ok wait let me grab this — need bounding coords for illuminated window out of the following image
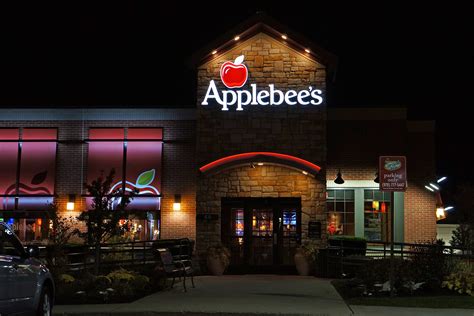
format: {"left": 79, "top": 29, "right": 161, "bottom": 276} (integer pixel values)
{"left": 364, "top": 189, "right": 391, "bottom": 242}
{"left": 0, "top": 128, "right": 57, "bottom": 211}
{"left": 87, "top": 128, "right": 163, "bottom": 210}
{"left": 87, "top": 128, "right": 163, "bottom": 241}
{"left": 326, "top": 189, "right": 355, "bottom": 236}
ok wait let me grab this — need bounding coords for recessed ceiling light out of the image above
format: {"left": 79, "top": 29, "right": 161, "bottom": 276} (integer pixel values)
{"left": 305, "top": 48, "right": 310, "bottom": 53}
{"left": 281, "top": 34, "right": 287, "bottom": 40}
{"left": 212, "top": 50, "right": 217, "bottom": 55}
{"left": 257, "top": 162, "right": 264, "bottom": 166}
{"left": 302, "top": 171, "right": 308, "bottom": 175}
{"left": 234, "top": 36, "right": 240, "bottom": 41}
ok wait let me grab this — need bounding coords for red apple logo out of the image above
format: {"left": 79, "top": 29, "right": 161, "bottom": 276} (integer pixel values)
{"left": 220, "top": 55, "right": 248, "bottom": 88}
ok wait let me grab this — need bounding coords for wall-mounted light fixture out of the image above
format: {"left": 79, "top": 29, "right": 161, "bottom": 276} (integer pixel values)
{"left": 334, "top": 169, "right": 344, "bottom": 184}
{"left": 374, "top": 172, "right": 379, "bottom": 183}
{"left": 173, "top": 194, "right": 181, "bottom": 211}
{"left": 66, "top": 194, "right": 75, "bottom": 211}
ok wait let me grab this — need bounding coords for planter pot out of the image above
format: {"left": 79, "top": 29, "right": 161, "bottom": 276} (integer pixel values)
{"left": 294, "top": 249, "right": 311, "bottom": 276}
{"left": 207, "top": 256, "right": 226, "bottom": 276}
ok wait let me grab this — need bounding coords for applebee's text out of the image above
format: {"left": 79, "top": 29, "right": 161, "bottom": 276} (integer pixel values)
{"left": 201, "top": 80, "right": 323, "bottom": 111}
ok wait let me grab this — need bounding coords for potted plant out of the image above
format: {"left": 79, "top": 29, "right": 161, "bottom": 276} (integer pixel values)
{"left": 294, "top": 240, "right": 318, "bottom": 276}
{"left": 206, "top": 244, "right": 231, "bottom": 276}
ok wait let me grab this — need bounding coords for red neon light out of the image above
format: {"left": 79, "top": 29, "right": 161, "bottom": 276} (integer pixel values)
{"left": 199, "top": 152, "right": 321, "bottom": 174}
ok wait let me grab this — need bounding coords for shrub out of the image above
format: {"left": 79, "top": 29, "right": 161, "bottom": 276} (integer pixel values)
{"left": 107, "top": 268, "right": 136, "bottom": 282}
{"left": 58, "top": 274, "right": 75, "bottom": 284}
{"left": 298, "top": 240, "right": 319, "bottom": 262}
{"left": 442, "top": 261, "right": 474, "bottom": 296}
{"left": 409, "top": 239, "right": 449, "bottom": 291}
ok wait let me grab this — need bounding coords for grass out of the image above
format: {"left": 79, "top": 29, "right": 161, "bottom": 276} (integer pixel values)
{"left": 332, "top": 279, "right": 474, "bottom": 309}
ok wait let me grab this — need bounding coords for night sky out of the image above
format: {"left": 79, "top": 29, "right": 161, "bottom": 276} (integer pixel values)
{"left": 1, "top": 2, "right": 473, "bottom": 190}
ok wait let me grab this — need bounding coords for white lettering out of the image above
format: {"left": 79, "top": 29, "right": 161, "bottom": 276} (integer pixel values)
{"left": 201, "top": 81, "right": 324, "bottom": 111}
{"left": 310, "top": 89, "right": 323, "bottom": 105}
{"left": 257, "top": 90, "right": 270, "bottom": 105}
{"left": 269, "top": 84, "right": 284, "bottom": 105}
{"left": 297, "top": 90, "right": 310, "bottom": 105}
{"left": 251, "top": 84, "right": 258, "bottom": 105}
{"left": 236, "top": 90, "right": 252, "bottom": 111}
{"left": 201, "top": 80, "right": 222, "bottom": 105}
{"left": 222, "top": 90, "right": 237, "bottom": 111}
{"left": 285, "top": 90, "right": 297, "bottom": 105}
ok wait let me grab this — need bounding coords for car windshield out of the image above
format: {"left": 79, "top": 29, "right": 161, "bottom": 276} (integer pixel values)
{"left": 0, "top": 223, "right": 26, "bottom": 257}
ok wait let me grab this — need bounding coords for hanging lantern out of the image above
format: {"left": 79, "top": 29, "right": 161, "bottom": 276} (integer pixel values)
{"left": 381, "top": 202, "right": 386, "bottom": 213}
{"left": 372, "top": 200, "right": 379, "bottom": 211}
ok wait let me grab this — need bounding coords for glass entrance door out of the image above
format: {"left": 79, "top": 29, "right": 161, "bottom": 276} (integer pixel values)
{"left": 250, "top": 208, "right": 273, "bottom": 265}
{"left": 221, "top": 198, "right": 301, "bottom": 270}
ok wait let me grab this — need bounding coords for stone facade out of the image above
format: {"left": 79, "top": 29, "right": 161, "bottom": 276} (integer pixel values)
{"left": 197, "top": 165, "right": 326, "bottom": 254}
{"left": 196, "top": 33, "right": 328, "bottom": 255}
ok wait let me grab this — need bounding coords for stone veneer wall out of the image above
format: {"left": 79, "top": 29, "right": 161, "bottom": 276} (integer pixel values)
{"left": 197, "top": 165, "right": 326, "bottom": 254}
{"left": 196, "top": 32, "right": 328, "bottom": 255}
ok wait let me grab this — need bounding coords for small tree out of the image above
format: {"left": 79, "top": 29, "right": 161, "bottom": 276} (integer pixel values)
{"left": 451, "top": 224, "right": 474, "bottom": 254}
{"left": 46, "top": 201, "right": 77, "bottom": 276}
{"left": 77, "top": 169, "right": 135, "bottom": 274}
{"left": 450, "top": 183, "right": 474, "bottom": 254}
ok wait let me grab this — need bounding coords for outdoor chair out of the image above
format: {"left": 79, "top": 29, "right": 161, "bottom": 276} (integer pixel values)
{"left": 157, "top": 247, "right": 195, "bottom": 292}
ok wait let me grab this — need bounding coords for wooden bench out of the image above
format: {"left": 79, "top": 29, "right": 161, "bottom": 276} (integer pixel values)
{"left": 157, "top": 248, "right": 195, "bottom": 292}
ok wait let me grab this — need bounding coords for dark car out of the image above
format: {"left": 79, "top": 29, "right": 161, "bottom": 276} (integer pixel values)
{"left": 0, "top": 222, "right": 54, "bottom": 315}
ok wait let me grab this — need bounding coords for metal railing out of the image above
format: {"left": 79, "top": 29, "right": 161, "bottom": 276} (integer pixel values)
{"left": 319, "top": 241, "right": 473, "bottom": 278}
{"left": 39, "top": 238, "right": 194, "bottom": 272}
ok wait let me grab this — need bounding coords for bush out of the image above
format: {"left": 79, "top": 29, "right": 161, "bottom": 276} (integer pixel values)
{"left": 55, "top": 268, "right": 153, "bottom": 304}
{"left": 442, "top": 262, "right": 474, "bottom": 296}
{"left": 409, "top": 239, "right": 449, "bottom": 291}
{"left": 328, "top": 235, "right": 367, "bottom": 256}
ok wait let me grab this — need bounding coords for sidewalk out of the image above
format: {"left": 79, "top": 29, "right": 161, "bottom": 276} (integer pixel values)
{"left": 54, "top": 275, "right": 351, "bottom": 315}
{"left": 53, "top": 275, "right": 474, "bottom": 316}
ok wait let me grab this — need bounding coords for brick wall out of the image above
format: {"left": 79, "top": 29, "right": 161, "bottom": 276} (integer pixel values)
{"left": 0, "top": 119, "right": 196, "bottom": 240}
{"left": 326, "top": 114, "right": 437, "bottom": 242}
{"left": 404, "top": 182, "right": 437, "bottom": 243}
{"left": 195, "top": 32, "right": 328, "bottom": 253}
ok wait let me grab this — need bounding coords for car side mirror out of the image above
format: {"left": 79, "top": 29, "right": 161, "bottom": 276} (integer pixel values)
{"left": 27, "top": 245, "right": 40, "bottom": 258}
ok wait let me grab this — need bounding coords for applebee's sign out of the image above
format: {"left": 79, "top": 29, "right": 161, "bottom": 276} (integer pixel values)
{"left": 201, "top": 55, "right": 323, "bottom": 111}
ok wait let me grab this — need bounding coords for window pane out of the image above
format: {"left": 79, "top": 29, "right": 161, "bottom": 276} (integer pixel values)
{"left": 327, "top": 190, "right": 335, "bottom": 199}
{"left": 336, "top": 201, "right": 345, "bottom": 212}
{"left": 345, "top": 212, "right": 354, "bottom": 224}
{"left": 345, "top": 201, "right": 354, "bottom": 212}
{"left": 344, "top": 190, "right": 354, "bottom": 200}
{"left": 364, "top": 190, "right": 373, "bottom": 200}
{"left": 327, "top": 201, "right": 334, "bottom": 212}
{"left": 335, "top": 190, "right": 345, "bottom": 199}
{"left": 374, "top": 191, "right": 383, "bottom": 201}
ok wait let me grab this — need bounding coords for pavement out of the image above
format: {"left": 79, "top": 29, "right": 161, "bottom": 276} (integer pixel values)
{"left": 53, "top": 275, "right": 474, "bottom": 316}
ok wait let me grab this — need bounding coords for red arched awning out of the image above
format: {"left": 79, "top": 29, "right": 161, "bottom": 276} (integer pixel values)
{"left": 199, "top": 152, "right": 321, "bottom": 176}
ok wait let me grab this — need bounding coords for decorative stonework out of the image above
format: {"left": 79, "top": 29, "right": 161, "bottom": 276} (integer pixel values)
{"left": 196, "top": 165, "right": 326, "bottom": 255}
{"left": 196, "top": 32, "right": 328, "bottom": 256}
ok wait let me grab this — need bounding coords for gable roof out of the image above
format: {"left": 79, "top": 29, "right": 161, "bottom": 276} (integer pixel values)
{"left": 190, "top": 12, "right": 338, "bottom": 81}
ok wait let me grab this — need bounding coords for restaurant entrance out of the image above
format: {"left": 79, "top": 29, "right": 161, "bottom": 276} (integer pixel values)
{"left": 221, "top": 198, "right": 301, "bottom": 273}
